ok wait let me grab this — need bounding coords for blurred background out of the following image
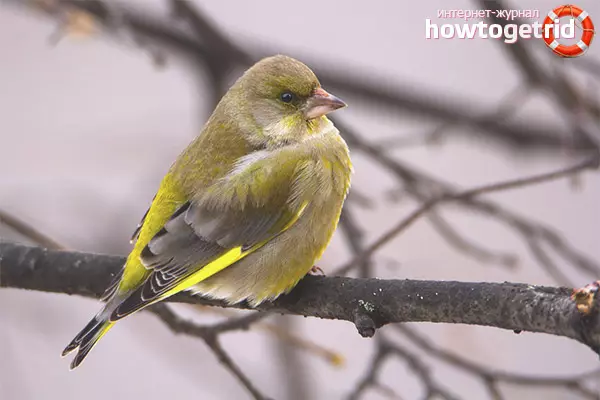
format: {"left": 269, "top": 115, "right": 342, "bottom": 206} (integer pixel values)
{"left": 1, "top": 0, "right": 599, "bottom": 399}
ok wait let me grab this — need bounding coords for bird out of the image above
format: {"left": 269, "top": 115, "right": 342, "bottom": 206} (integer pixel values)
{"left": 62, "top": 55, "right": 352, "bottom": 369}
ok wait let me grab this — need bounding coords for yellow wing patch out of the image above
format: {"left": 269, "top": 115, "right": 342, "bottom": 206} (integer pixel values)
{"left": 163, "top": 246, "right": 244, "bottom": 299}
{"left": 163, "top": 200, "right": 309, "bottom": 299}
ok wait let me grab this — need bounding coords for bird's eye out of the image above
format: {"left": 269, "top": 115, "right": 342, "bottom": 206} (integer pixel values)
{"left": 280, "top": 92, "right": 294, "bottom": 103}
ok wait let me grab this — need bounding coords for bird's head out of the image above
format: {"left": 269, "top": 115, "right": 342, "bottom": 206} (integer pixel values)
{"left": 232, "top": 55, "right": 346, "bottom": 147}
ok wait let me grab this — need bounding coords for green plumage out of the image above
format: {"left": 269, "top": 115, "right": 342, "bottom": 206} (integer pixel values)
{"left": 62, "top": 55, "right": 352, "bottom": 369}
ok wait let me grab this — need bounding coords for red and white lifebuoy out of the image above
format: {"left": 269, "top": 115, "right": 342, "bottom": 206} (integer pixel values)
{"left": 543, "top": 5, "right": 595, "bottom": 57}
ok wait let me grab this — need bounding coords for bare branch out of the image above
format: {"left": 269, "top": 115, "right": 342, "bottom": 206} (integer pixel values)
{"left": 479, "top": 0, "right": 600, "bottom": 150}
{"left": 1, "top": 242, "right": 599, "bottom": 354}
{"left": 150, "top": 304, "right": 269, "bottom": 400}
{"left": 336, "top": 123, "right": 600, "bottom": 285}
{"left": 426, "top": 211, "right": 518, "bottom": 268}
{"left": 0, "top": 209, "right": 65, "bottom": 250}
{"left": 386, "top": 340, "right": 460, "bottom": 400}
{"left": 334, "top": 152, "right": 598, "bottom": 276}
{"left": 396, "top": 325, "right": 600, "bottom": 400}
{"left": 6, "top": 0, "right": 598, "bottom": 154}
{"left": 347, "top": 341, "right": 393, "bottom": 400}
{"left": 339, "top": 206, "right": 372, "bottom": 278}
{"left": 195, "top": 305, "right": 345, "bottom": 366}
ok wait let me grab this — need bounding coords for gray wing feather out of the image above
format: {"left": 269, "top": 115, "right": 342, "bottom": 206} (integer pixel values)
{"left": 184, "top": 204, "right": 285, "bottom": 248}
{"left": 113, "top": 195, "right": 301, "bottom": 320}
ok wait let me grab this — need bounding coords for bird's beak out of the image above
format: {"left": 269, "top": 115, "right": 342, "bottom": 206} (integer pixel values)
{"left": 304, "top": 87, "right": 347, "bottom": 119}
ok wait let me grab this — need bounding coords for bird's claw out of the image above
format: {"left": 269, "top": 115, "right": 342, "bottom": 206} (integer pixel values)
{"left": 309, "top": 265, "right": 325, "bottom": 276}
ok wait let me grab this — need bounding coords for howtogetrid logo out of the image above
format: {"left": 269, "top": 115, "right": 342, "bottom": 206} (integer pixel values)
{"left": 426, "top": 4, "right": 596, "bottom": 58}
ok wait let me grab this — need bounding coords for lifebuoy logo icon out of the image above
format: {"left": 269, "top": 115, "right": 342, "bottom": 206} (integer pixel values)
{"left": 543, "top": 5, "right": 595, "bottom": 57}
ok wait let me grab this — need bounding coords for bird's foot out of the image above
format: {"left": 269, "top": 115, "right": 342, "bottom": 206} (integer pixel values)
{"left": 309, "top": 265, "right": 325, "bottom": 276}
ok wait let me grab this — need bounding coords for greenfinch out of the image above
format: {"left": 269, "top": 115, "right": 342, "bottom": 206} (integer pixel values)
{"left": 63, "top": 55, "right": 352, "bottom": 369}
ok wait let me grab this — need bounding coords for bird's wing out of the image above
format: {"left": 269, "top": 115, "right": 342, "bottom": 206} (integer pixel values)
{"left": 111, "top": 150, "right": 315, "bottom": 320}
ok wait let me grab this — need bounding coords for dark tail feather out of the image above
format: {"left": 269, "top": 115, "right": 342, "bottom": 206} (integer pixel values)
{"left": 62, "top": 316, "right": 114, "bottom": 370}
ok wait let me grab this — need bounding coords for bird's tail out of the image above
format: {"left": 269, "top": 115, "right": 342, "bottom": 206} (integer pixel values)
{"left": 61, "top": 314, "right": 114, "bottom": 370}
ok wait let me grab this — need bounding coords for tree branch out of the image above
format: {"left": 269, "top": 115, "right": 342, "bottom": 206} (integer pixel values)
{"left": 396, "top": 325, "right": 600, "bottom": 400}
{"left": 333, "top": 154, "right": 599, "bottom": 276}
{"left": 1, "top": 242, "right": 599, "bottom": 355}
{"left": 149, "top": 304, "right": 270, "bottom": 400}
{"left": 6, "top": 0, "right": 599, "bottom": 154}
{"left": 0, "top": 209, "right": 65, "bottom": 250}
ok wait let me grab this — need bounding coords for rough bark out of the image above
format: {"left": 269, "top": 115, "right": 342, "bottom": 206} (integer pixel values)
{"left": 1, "top": 242, "right": 598, "bottom": 354}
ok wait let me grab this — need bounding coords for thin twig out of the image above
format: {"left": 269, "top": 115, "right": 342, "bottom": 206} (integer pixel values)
{"left": 7, "top": 0, "right": 598, "bottom": 153}
{"left": 150, "top": 304, "right": 269, "bottom": 400}
{"left": 341, "top": 121, "right": 600, "bottom": 282}
{"left": 193, "top": 304, "right": 344, "bottom": 366}
{"left": 205, "top": 337, "right": 267, "bottom": 400}
{"left": 339, "top": 206, "right": 372, "bottom": 278}
{"left": 334, "top": 155, "right": 598, "bottom": 275}
{"left": 426, "top": 211, "right": 518, "bottom": 268}
{"left": 396, "top": 325, "right": 600, "bottom": 400}
{"left": 347, "top": 340, "right": 392, "bottom": 400}
{"left": 0, "top": 209, "right": 65, "bottom": 250}
{"left": 385, "top": 340, "right": 460, "bottom": 400}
